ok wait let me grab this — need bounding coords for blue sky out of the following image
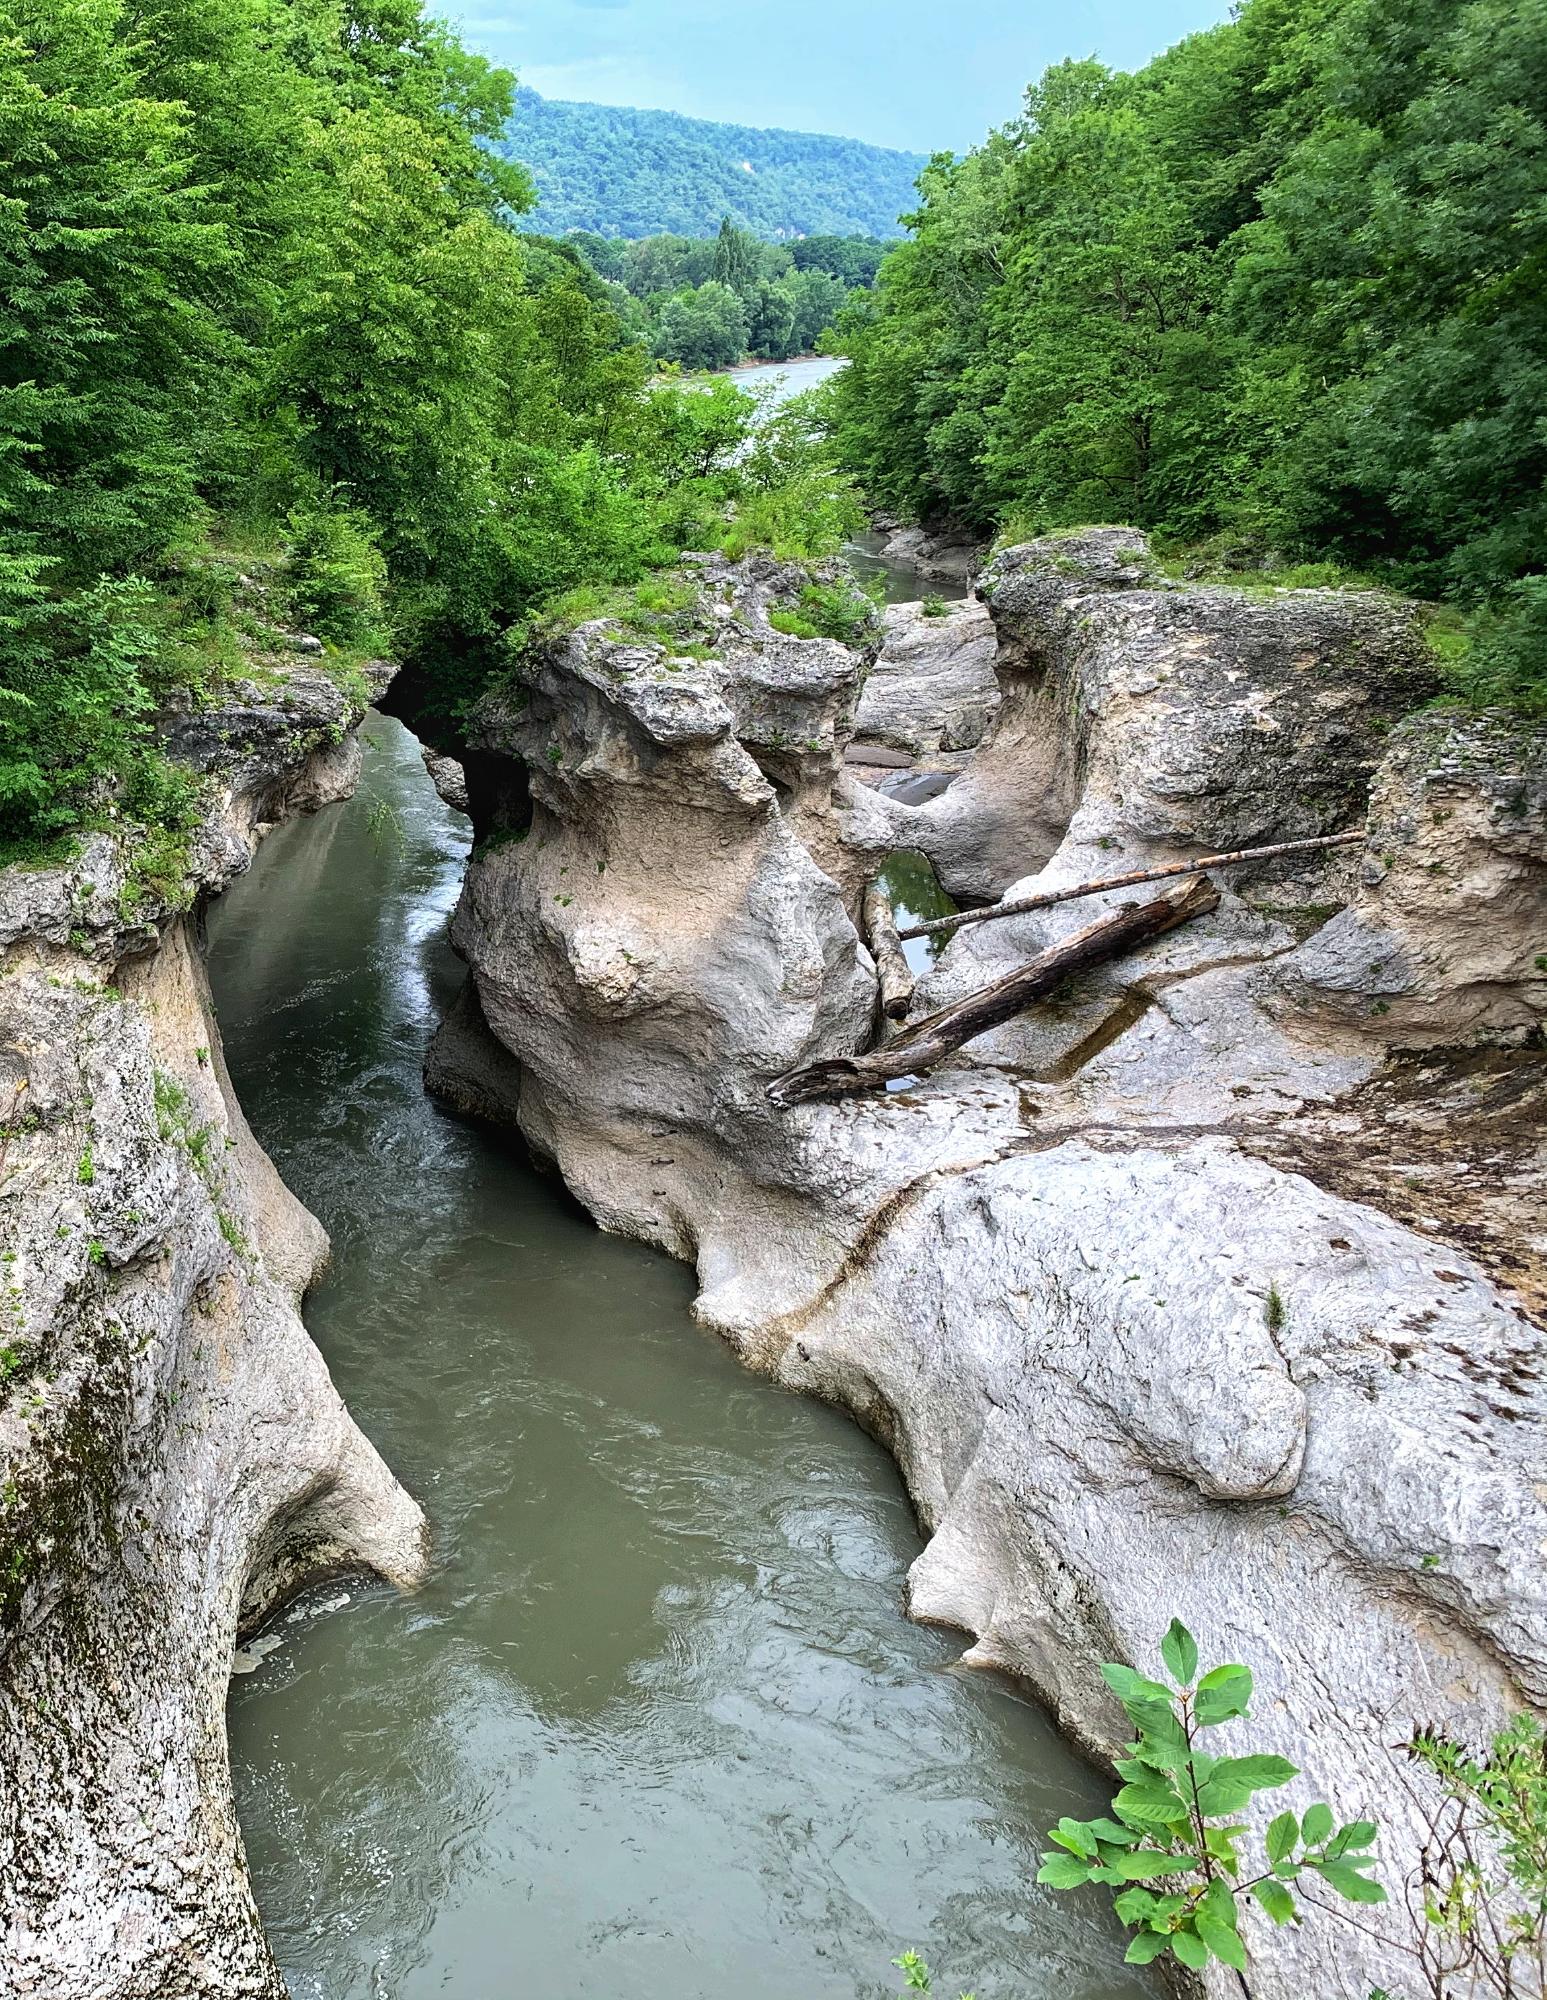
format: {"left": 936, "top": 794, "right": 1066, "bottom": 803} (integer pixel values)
{"left": 447, "top": 1, "right": 1234, "bottom": 155}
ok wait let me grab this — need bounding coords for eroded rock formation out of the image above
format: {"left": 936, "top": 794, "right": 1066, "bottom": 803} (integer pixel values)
{"left": 852, "top": 598, "right": 999, "bottom": 758}
{"left": 1264, "top": 707, "right": 1547, "bottom": 1044}
{"left": 893, "top": 526, "right": 1439, "bottom": 903}
{"left": 432, "top": 541, "right": 1546, "bottom": 2000}
{"left": 0, "top": 662, "right": 427, "bottom": 2000}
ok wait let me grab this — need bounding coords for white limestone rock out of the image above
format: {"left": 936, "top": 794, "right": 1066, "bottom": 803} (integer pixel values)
{"left": 853, "top": 599, "right": 1000, "bottom": 755}
{"left": 433, "top": 544, "right": 1545, "bottom": 2000}
{"left": 0, "top": 665, "right": 427, "bottom": 2000}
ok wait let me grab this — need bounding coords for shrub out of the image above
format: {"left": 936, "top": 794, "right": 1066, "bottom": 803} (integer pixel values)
{"left": 0, "top": 577, "right": 174, "bottom": 861}
{"left": 1405, "top": 1713, "right": 1547, "bottom": 1997}
{"left": 1037, "top": 1619, "right": 1384, "bottom": 1973}
{"left": 1454, "top": 577, "right": 1547, "bottom": 712}
{"left": 719, "top": 475, "right": 864, "bottom": 564}
{"left": 283, "top": 502, "right": 390, "bottom": 650}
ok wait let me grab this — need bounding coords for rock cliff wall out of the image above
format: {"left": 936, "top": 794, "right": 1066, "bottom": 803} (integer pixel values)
{"left": 432, "top": 540, "right": 1546, "bottom": 2000}
{"left": 0, "top": 663, "right": 427, "bottom": 2000}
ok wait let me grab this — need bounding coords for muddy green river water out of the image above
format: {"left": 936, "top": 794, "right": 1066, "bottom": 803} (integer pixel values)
{"left": 209, "top": 714, "right": 1147, "bottom": 2000}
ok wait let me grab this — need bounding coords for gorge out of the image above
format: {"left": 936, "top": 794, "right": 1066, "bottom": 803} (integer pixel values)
{"left": 1, "top": 517, "right": 1543, "bottom": 2000}
{"left": 208, "top": 709, "right": 1146, "bottom": 2000}
{"left": 3, "top": 0, "right": 1546, "bottom": 1987}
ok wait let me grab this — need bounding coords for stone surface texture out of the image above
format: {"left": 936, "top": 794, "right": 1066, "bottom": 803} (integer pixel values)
{"left": 878, "top": 522, "right": 985, "bottom": 583}
{"left": 1262, "top": 708, "right": 1547, "bottom": 1045}
{"left": 852, "top": 599, "right": 1000, "bottom": 756}
{"left": 435, "top": 541, "right": 1547, "bottom": 2000}
{"left": 0, "top": 660, "right": 426, "bottom": 2000}
{"left": 893, "top": 527, "right": 1441, "bottom": 904}
{"left": 420, "top": 746, "right": 471, "bottom": 816}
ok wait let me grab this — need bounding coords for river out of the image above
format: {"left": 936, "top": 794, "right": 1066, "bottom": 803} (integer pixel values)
{"left": 209, "top": 717, "right": 1148, "bottom": 2000}
{"left": 725, "top": 356, "right": 970, "bottom": 606}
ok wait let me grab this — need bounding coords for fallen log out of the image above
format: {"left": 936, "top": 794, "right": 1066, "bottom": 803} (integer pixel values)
{"left": 895, "top": 829, "right": 1363, "bottom": 944}
{"left": 770, "top": 875, "right": 1220, "bottom": 1106}
{"left": 863, "top": 880, "right": 915, "bottom": 1022}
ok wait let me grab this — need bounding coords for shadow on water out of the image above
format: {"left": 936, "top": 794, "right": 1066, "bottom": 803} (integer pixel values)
{"left": 209, "top": 713, "right": 1151, "bottom": 2000}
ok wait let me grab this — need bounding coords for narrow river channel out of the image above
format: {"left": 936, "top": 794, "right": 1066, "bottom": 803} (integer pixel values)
{"left": 209, "top": 716, "right": 1149, "bottom": 2000}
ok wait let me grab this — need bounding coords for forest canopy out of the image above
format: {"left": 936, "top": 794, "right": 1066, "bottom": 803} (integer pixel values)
{"left": 564, "top": 223, "right": 886, "bottom": 368}
{"left": 828, "top": 0, "right": 1547, "bottom": 704}
{"left": 0, "top": 0, "right": 859, "bottom": 866}
{"left": 499, "top": 88, "right": 924, "bottom": 240}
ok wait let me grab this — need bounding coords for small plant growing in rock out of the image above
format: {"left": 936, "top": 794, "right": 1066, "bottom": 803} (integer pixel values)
{"left": 892, "top": 1952, "right": 974, "bottom": 1998}
{"left": 921, "top": 594, "right": 950, "bottom": 618}
{"left": 1037, "top": 1619, "right": 1384, "bottom": 1972}
{"left": 1404, "top": 1714, "right": 1547, "bottom": 1998}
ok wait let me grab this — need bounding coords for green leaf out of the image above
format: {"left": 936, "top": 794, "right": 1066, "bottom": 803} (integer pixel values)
{"left": 1102, "top": 1662, "right": 1177, "bottom": 1729}
{"left": 1115, "top": 1889, "right": 1187, "bottom": 1927}
{"left": 1113, "top": 1888, "right": 1158, "bottom": 1923}
{"left": 1132, "top": 1712, "right": 1194, "bottom": 1773}
{"left": 1102, "top": 1663, "right": 1173, "bottom": 1708}
{"left": 1123, "top": 1932, "right": 1170, "bottom": 1965}
{"left": 1161, "top": 1619, "right": 1198, "bottom": 1686}
{"left": 1301, "top": 1803, "right": 1334, "bottom": 1846}
{"left": 1114, "top": 1781, "right": 1189, "bottom": 1828}
{"left": 1197, "top": 1915, "right": 1247, "bottom": 1969}
{"left": 1170, "top": 1929, "right": 1208, "bottom": 1969}
{"left": 1194, "top": 1663, "right": 1253, "bottom": 1727}
{"left": 1266, "top": 1811, "right": 1299, "bottom": 1863}
{"left": 1047, "top": 1819, "right": 1100, "bottom": 1859}
{"left": 1111, "top": 1851, "right": 1202, "bottom": 1880}
{"left": 1195, "top": 1756, "right": 1297, "bottom": 1816}
{"left": 1036, "top": 1853, "right": 1094, "bottom": 1889}
{"left": 1327, "top": 1819, "right": 1378, "bottom": 1856}
{"left": 1085, "top": 1818, "right": 1138, "bottom": 1848}
{"left": 1201, "top": 1877, "right": 1237, "bottom": 1927}
{"left": 1314, "top": 1859, "right": 1387, "bottom": 1905}
{"left": 1251, "top": 1879, "right": 1297, "bottom": 1925}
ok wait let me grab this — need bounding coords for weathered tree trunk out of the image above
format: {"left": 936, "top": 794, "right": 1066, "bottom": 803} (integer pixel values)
{"left": 770, "top": 876, "right": 1220, "bottom": 1105}
{"left": 895, "top": 831, "right": 1362, "bottom": 944}
{"left": 863, "top": 881, "right": 915, "bottom": 1022}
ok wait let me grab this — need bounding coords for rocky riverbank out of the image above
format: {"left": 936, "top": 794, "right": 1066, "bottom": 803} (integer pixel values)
{"left": 0, "top": 659, "right": 427, "bottom": 2000}
{"left": 427, "top": 532, "right": 1546, "bottom": 1999}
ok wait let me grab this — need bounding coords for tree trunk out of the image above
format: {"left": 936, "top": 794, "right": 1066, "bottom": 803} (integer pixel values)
{"left": 770, "top": 876, "right": 1220, "bottom": 1106}
{"left": 895, "top": 831, "right": 1362, "bottom": 944}
{"left": 863, "top": 881, "right": 915, "bottom": 1022}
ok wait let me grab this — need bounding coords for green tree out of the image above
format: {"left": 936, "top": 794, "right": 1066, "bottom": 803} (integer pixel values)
{"left": 829, "top": 0, "right": 1547, "bottom": 706}
{"left": 745, "top": 279, "right": 799, "bottom": 360}
{"left": 0, "top": 0, "right": 229, "bottom": 846}
{"left": 710, "top": 214, "right": 759, "bottom": 296}
{"left": 0, "top": 0, "right": 906, "bottom": 856}
{"left": 786, "top": 268, "right": 848, "bottom": 351}
{"left": 652, "top": 282, "right": 750, "bottom": 370}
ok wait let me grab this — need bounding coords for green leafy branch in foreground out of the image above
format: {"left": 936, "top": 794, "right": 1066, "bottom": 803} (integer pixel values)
{"left": 1037, "top": 1619, "right": 1384, "bottom": 1974}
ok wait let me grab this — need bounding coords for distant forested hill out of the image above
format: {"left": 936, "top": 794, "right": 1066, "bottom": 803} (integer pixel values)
{"left": 500, "top": 89, "right": 925, "bottom": 239}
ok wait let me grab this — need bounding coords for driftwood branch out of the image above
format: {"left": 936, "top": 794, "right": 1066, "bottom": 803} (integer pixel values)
{"left": 896, "top": 830, "right": 1363, "bottom": 944}
{"left": 770, "top": 875, "right": 1220, "bottom": 1106}
{"left": 863, "top": 881, "right": 914, "bottom": 1021}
